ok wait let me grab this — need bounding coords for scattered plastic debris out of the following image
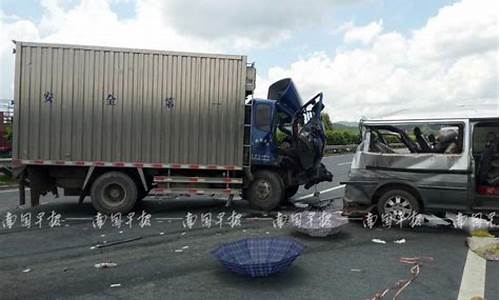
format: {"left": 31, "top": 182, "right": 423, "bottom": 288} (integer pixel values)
{"left": 119, "top": 231, "right": 124, "bottom": 234}
{"left": 212, "top": 238, "right": 305, "bottom": 277}
{"left": 350, "top": 268, "right": 362, "bottom": 272}
{"left": 181, "top": 232, "right": 186, "bottom": 236}
{"left": 424, "top": 214, "right": 451, "bottom": 227}
{"left": 159, "top": 232, "right": 165, "bottom": 235}
{"left": 294, "top": 210, "right": 347, "bottom": 237}
{"left": 174, "top": 249, "right": 183, "bottom": 253}
{"left": 371, "top": 239, "right": 387, "bottom": 244}
{"left": 94, "top": 237, "right": 142, "bottom": 249}
{"left": 110, "top": 284, "right": 121, "bottom": 288}
{"left": 265, "top": 232, "right": 270, "bottom": 235}
{"left": 242, "top": 229, "right": 247, "bottom": 233}
{"left": 90, "top": 246, "right": 96, "bottom": 250}
{"left": 22, "top": 268, "right": 31, "bottom": 273}
{"left": 100, "top": 234, "right": 106, "bottom": 238}
{"left": 393, "top": 239, "right": 406, "bottom": 244}
{"left": 182, "top": 245, "right": 189, "bottom": 250}
{"left": 371, "top": 257, "right": 433, "bottom": 300}
{"left": 467, "top": 237, "right": 499, "bottom": 261}
{"left": 94, "top": 263, "right": 118, "bottom": 269}
{"left": 471, "top": 230, "right": 494, "bottom": 238}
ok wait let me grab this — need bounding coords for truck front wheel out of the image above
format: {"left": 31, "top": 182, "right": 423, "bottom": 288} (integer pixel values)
{"left": 247, "top": 170, "right": 284, "bottom": 211}
{"left": 90, "top": 171, "right": 138, "bottom": 214}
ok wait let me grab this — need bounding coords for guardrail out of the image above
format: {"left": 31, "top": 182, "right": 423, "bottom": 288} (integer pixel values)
{"left": 0, "top": 158, "right": 12, "bottom": 176}
{"left": 324, "top": 144, "right": 358, "bottom": 154}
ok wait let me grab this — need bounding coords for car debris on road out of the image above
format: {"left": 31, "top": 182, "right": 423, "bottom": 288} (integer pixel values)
{"left": 371, "top": 256, "right": 434, "bottom": 300}
{"left": 94, "top": 263, "right": 118, "bottom": 269}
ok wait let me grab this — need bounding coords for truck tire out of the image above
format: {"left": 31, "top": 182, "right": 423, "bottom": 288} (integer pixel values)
{"left": 90, "top": 172, "right": 138, "bottom": 214}
{"left": 247, "top": 170, "right": 284, "bottom": 211}
{"left": 376, "top": 189, "right": 420, "bottom": 225}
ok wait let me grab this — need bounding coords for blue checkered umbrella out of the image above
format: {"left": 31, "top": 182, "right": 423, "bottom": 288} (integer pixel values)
{"left": 212, "top": 238, "right": 305, "bottom": 277}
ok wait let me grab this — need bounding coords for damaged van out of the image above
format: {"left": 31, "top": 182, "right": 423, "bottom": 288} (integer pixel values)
{"left": 343, "top": 105, "right": 498, "bottom": 221}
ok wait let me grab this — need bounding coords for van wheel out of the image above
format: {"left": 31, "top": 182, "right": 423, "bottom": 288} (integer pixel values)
{"left": 91, "top": 172, "right": 137, "bottom": 214}
{"left": 377, "top": 189, "right": 420, "bottom": 225}
{"left": 247, "top": 170, "right": 284, "bottom": 211}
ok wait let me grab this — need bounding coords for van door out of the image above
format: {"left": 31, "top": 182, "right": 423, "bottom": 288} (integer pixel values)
{"left": 470, "top": 119, "right": 499, "bottom": 211}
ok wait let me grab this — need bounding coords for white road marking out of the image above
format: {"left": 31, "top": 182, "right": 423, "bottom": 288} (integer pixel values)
{"left": 295, "top": 184, "right": 346, "bottom": 200}
{"left": 0, "top": 188, "right": 21, "bottom": 194}
{"left": 457, "top": 249, "right": 486, "bottom": 300}
{"left": 337, "top": 162, "right": 352, "bottom": 166}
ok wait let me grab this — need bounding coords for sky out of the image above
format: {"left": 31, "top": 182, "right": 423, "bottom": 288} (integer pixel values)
{"left": 0, "top": 0, "right": 498, "bottom": 121}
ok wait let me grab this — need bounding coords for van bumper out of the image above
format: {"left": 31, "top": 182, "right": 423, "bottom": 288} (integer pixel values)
{"left": 341, "top": 183, "right": 375, "bottom": 217}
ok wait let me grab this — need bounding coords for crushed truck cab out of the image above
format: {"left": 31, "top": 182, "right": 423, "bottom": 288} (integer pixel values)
{"left": 246, "top": 78, "right": 333, "bottom": 209}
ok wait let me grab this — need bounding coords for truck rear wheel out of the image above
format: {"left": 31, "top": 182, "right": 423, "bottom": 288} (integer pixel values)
{"left": 247, "top": 170, "right": 284, "bottom": 211}
{"left": 90, "top": 171, "right": 137, "bottom": 214}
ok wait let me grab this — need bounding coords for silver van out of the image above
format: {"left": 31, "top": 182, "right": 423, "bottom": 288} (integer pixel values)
{"left": 342, "top": 105, "right": 498, "bottom": 221}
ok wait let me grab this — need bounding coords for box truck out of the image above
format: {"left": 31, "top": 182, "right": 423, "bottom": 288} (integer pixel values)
{"left": 11, "top": 41, "right": 332, "bottom": 213}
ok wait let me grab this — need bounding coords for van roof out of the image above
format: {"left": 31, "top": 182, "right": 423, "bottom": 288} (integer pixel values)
{"left": 362, "top": 103, "right": 498, "bottom": 122}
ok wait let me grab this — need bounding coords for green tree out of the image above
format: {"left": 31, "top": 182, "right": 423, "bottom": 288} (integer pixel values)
{"left": 321, "top": 112, "right": 334, "bottom": 131}
{"left": 3, "top": 125, "right": 12, "bottom": 142}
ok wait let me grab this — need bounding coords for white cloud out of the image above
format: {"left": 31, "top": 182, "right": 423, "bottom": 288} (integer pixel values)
{"left": 0, "top": 0, "right": 223, "bottom": 99}
{"left": 257, "top": 0, "right": 498, "bottom": 121}
{"left": 161, "top": 0, "right": 359, "bottom": 48}
{"left": 0, "top": 0, "right": 366, "bottom": 98}
{"left": 0, "top": 17, "right": 40, "bottom": 99}
{"left": 343, "top": 20, "right": 383, "bottom": 45}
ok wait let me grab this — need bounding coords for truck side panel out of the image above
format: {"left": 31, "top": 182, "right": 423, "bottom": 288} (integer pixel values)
{"left": 14, "top": 41, "right": 248, "bottom": 167}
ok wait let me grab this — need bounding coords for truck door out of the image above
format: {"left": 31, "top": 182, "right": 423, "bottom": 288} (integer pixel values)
{"left": 251, "top": 101, "right": 278, "bottom": 165}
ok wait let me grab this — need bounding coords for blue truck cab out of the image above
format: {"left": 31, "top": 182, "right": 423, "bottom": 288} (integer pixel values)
{"left": 244, "top": 78, "right": 333, "bottom": 210}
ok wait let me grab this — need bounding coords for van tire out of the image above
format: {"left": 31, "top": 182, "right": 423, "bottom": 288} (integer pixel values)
{"left": 247, "top": 170, "right": 284, "bottom": 211}
{"left": 91, "top": 171, "right": 137, "bottom": 214}
{"left": 376, "top": 189, "right": 420, "bottom": 225}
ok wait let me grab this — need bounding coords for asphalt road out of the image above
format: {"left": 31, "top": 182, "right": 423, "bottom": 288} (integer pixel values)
{"left": 0, "top": 154, "right": 497, "bottom": 300}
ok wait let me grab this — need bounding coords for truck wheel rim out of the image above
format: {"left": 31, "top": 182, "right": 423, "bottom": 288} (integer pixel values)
{"left": 103, "top": 183, "right": 126, "bottom": 206}
{"left": 255, "top": 180, "right": 272, "bottom": 200}
{"left": 384, "top": 196, "right": 412, "bottom": 220}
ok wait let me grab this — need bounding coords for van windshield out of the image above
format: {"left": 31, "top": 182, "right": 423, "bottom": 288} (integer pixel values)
{"left": 366, "top": 123, "right": 463, "bottom": 154}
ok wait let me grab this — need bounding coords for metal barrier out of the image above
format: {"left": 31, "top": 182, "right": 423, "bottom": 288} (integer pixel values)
{"left": 324, "top": 144, "right": 358, "bottom": 154}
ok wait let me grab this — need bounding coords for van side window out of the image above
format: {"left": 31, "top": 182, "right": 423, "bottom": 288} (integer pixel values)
{"left": 255, "top": 104, "right": 272, "bottom": 132}
{"left": 367, "top": 123, "right": 464, "bottom": 154}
